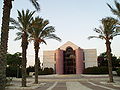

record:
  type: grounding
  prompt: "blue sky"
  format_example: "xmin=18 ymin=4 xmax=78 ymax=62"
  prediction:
xmin=0 ymin=0 xmax=120 ymax=66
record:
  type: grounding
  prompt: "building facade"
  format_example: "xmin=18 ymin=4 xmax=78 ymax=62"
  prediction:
xmin=43 ymin=41 xmax=97 ymax=74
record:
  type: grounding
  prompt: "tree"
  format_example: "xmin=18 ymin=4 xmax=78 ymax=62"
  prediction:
xmin=0 ymin=0 xmax=39 ymax=89
xmin=35 ymin=57 xmax=41 ymax=70
xmin=88 ymin=17 xmax=120 ymax=82
xmin=97 ymin=52 xmax=107 ymax=67
xmin=7 ymin=52 xmax=22 ymax=67
xmin=6 ymin=52 xmax=22 ymax=78
xmin=26 ymin=66 xmax=35 ymax=75
xmin=10 ymin=10 xmax=35 ymax=87
xmin=98 ymin=52 xmax=119 ymax=69
xmin=107 ymin=0 xmax=120 ymax=18
xmin=29 ymin=17 xmax=61 ymax=83
xmin=0 ymin=1 xmax=13 ymax=89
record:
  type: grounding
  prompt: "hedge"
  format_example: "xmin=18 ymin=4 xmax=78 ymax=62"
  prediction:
xmin=6 ymin=66 xmax=22 ymax=78
xmin=38 ymin=67 xmax=54 ymax=75
xmin=116 ymin=68 xmax=120 ymax=76
xmin=83 ymin=66 xmax=108 ymax=74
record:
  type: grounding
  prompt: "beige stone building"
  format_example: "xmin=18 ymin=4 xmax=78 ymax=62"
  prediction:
xmin=43 ymin=41 xmax=97 ymax=74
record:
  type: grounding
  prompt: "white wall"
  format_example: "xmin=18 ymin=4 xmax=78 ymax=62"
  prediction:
xmin=84 ymin=49 xmax=98 ymax=68
xmin=43 ymin=51 xmax=56 ymax=69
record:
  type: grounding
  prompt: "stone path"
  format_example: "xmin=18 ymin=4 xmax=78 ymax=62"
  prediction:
xmin=6 ymin=81 xmax=120 ymax=90
xmin=6 ymin=75 xmax=120 ymax=90
xmin=66 ymin=81 xmax=92 ymax=90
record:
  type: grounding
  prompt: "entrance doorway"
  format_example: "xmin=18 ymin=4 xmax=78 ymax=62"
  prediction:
xmin=63 ymin=47 xmax=76 ymax=74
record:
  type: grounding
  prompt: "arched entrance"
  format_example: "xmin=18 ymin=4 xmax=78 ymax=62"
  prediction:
xmin=63 ymin=47 xmax=76 ymax=74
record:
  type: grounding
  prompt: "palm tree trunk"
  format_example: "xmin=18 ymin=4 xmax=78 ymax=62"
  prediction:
xmin=0 ymin=0 xmax=12 ymax=90
xmin=106 ymin=40 xmax=113 ymax=82
xmin=34 ymin=42 xmax=39 ymax=84
xmin=21 ymin=32 xmax=28 ymax=87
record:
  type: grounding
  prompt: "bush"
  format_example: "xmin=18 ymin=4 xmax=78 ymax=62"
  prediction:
xmin=26 ymin=66 xmax=35 ymax=75
xmin=38 ymin=67 xmax=54 ymax=75
xmin=44 ymin=68 xmax=54 ymax=74
xmin=83 ymin=66 xmax=108 ymax=74
xmin=6 ymin=66 xmax=22 ymax=78
xmin=116 ymin=68 xmax=120 ymax=76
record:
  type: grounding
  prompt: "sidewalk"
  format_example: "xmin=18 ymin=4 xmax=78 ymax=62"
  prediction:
xmin=6 ymin=74 xmax=120 ymax=90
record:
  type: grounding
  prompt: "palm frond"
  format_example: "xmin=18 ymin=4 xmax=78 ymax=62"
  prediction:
xmin=41 ymin=20 xmax=49 ymax=30
xmin=89 ymin=17 xmax=120 ymax=43
xmin=10 ymin=18 xmax=21 ymax=28
xmin=111 ymin=30 xmax=120 ymax=37
xmin=30 ymin=0 xmax=40 ymax=11
xmin=44 ymin=26 xmax=55 ymax=33
xmin=10 ymin=18 xmax=23 ymax=31
xmin=107 ymin=3 xmax=118 ymax=15
xmin=94 ymin=28 xmax=103 ymax=34
xmin=9 ymin=26 xmax=16 ymax=29
xmin=99 ymin=35 xmax=106 ymax=40
xmin=39 ymin=39 xmax=47 ymax=45
xmin=88 ymin=36 xmax=100 ymax=40
xmin=14 ymin=32 xmax=22 ymax=41
xmin=14 ymin=36 xmax=22 ymax=41
xmin=107 ymin=1 xmax=120 ymax=17
xmin=101 ymin=17 xmax=118 ymax=35
xmin=17 ymin=9 xmax=35 ymax=31
xmin=44 ymin=34 xmax=61 ymax=42
xmin=115 ymin=0 xmax=120 ymax=12
xmin=99 ymin=26 xmax=104 ymax=33
xmin=28 ymin=38 xmax=34 ymax=42
xmin=17 ymin=10 xmax=22 ymax=19
xmin=41 ymin=26 xmax=55 ymax=35
xmin=116 ymin=26 xmax=120 ymax=32
xmin=29 ymin=17 xmax=61 ymax=44
xmin=88 ymin=35 xmax=105 ymax=40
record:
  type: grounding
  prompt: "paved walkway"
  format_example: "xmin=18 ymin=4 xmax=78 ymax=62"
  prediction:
xmin=6 ymin=74 xmax=120 ymax=90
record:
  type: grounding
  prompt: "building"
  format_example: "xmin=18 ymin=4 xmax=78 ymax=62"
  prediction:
xmin=43 ymin=41 xmax=97 ymax=74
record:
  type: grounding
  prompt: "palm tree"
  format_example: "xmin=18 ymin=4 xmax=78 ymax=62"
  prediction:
xmin=88 ymin=17 xmax=120 ymax=82
xmin=0 ymin=0 xmax=13 ymax=90
xmin=29 ymin=17 xmax=61 ymax=84
xmin=0 ymin=0 xmax=39 ymax=89
xmin=107 ymin=0 xmax=120 ymax=18
xmin=10 ymin=10 xmax=35 ymax=86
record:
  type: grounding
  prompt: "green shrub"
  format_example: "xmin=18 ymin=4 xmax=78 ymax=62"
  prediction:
xmin=38 ymin=67 xmax=54 ymax=75
xmin=83 ymin=66 xmax=108 ymax=74
xmin=116 ymin=68 xmax=120 ymax=76
xmin=6 ymin=66 xmax=22 ymax=78
xmin=26 ymin=66 xmax=35 ymax=75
